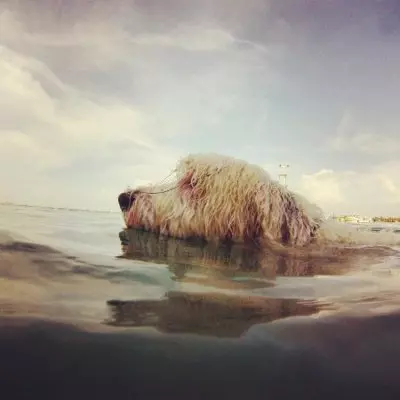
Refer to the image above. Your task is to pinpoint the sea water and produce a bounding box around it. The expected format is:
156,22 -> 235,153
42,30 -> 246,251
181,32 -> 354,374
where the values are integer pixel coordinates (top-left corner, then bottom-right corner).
1,203 -> 399,337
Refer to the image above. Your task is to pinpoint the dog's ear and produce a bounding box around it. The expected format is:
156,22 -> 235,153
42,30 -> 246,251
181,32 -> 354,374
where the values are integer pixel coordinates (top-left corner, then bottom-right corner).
177,170 -> 206,202
178,170 -> 196,193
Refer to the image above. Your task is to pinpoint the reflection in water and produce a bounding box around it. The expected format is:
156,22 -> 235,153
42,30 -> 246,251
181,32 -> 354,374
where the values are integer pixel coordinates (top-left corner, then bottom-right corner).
109,229 -> 335,337
106,293 -> 322,337
119,228 -> 348,278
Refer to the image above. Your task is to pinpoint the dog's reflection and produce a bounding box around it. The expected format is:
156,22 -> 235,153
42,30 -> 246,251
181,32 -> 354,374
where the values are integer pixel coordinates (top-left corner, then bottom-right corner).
119,228 -> 347,278
106,292 -> 324,338
108,229 -> 334,337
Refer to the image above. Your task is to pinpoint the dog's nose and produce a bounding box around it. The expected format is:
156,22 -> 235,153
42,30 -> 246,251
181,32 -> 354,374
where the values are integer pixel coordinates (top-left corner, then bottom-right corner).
118,192 -> 134,212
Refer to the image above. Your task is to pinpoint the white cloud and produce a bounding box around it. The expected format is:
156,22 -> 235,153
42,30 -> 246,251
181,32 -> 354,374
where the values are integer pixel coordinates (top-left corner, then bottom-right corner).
300,169 -> 344,205
0,16 -> 177,209
314,111 -> 400,215
298,162 -> 400,216
0,44 -> 154,155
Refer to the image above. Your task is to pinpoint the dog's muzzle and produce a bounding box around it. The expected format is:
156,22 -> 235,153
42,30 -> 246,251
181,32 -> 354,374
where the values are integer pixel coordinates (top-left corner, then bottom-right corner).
118,192 -> 135,212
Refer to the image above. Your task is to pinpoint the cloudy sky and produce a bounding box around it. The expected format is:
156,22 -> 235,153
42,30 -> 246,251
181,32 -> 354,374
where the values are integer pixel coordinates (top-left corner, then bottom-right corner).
1,0 -> 399,215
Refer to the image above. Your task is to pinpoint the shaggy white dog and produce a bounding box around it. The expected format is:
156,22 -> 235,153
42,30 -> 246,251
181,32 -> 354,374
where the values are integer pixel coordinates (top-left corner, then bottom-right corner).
118,153 -> 325,247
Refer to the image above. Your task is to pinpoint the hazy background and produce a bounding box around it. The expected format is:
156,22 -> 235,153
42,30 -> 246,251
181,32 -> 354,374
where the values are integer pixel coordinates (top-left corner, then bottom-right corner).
1,0 -> 399,216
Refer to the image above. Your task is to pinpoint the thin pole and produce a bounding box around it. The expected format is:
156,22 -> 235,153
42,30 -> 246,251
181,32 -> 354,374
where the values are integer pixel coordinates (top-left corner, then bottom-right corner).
278,164 -> 290,188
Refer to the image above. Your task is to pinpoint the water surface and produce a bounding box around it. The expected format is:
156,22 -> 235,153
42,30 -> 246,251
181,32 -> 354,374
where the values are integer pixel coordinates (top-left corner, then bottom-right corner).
1,203 -> 399,338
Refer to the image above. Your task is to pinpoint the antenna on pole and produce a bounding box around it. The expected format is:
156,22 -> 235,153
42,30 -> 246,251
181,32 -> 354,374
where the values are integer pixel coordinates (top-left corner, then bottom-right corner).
278,164 -> 290,188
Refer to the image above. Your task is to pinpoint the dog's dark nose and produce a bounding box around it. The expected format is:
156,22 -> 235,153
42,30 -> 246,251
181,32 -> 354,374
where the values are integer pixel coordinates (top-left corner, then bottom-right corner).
118,192 -> 134,212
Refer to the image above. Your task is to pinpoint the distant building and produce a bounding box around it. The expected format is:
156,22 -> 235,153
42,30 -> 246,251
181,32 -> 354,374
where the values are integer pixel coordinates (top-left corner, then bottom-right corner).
334,215 -> 373,224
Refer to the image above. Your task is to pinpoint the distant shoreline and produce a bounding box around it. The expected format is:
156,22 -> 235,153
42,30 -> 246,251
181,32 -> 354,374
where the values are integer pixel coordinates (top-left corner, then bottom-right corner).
333,215 -> 400,224
2,202 -> 399,222
0,202 -> 119,214
371,217 -> 400,223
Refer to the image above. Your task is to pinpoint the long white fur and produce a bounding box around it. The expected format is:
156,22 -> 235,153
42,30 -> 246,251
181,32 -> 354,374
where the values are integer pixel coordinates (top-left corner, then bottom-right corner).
124,153 -> 325,247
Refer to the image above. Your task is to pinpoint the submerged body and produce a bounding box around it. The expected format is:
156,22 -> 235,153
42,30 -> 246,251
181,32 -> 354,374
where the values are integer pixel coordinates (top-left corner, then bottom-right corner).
118,154 -> 324,247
